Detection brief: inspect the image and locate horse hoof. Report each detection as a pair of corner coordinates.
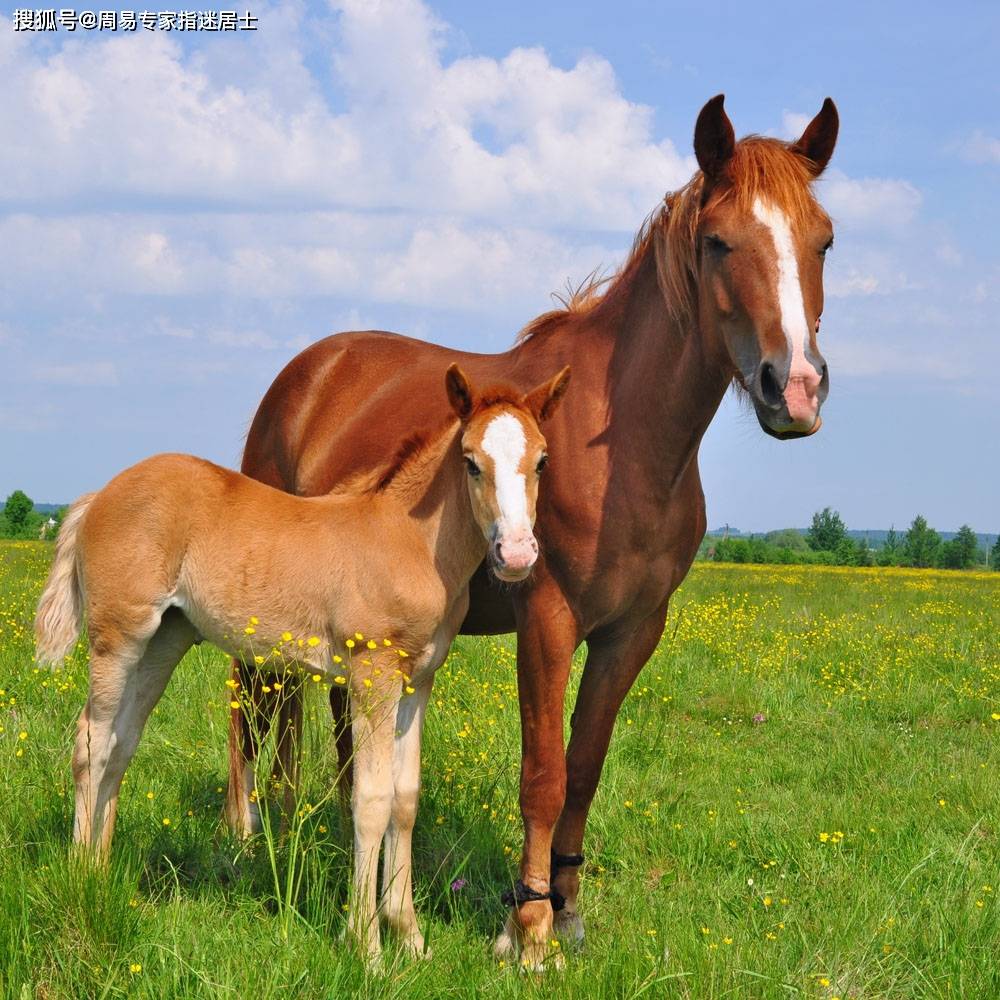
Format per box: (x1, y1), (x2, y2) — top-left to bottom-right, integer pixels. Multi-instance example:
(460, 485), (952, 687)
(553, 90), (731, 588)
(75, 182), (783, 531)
(493, 926), (517, 959)
(553, 909), (585, 949)
(518, 948), (565, 973)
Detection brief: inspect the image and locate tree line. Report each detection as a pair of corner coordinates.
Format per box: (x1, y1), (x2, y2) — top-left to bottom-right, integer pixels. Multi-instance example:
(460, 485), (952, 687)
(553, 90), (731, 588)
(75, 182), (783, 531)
(4, 490), (998, 571)
(705, 508), (998, 570)
(1, 491), (65, 540)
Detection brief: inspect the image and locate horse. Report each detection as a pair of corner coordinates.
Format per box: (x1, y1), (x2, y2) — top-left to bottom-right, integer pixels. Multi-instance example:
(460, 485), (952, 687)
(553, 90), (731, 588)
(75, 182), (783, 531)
(224, 93), (840, 968)
(35, 364), (571, 963)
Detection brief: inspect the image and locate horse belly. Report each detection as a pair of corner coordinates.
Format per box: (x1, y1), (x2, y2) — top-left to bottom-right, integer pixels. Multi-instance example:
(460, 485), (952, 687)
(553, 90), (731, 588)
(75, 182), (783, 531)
(460, 564), (516, 635)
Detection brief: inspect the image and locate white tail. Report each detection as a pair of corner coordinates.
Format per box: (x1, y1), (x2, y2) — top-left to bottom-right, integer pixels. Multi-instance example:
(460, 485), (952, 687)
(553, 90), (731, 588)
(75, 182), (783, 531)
(34, 493), (94, 667)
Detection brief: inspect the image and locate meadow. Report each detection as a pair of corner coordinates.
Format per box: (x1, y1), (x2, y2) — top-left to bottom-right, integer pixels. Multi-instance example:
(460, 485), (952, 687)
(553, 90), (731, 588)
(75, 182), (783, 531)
(1, 540), (997, 999)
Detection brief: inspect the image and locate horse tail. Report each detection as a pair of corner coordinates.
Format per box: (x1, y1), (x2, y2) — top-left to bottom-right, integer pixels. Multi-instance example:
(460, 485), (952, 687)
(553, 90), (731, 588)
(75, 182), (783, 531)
(34, 492), (95, 667)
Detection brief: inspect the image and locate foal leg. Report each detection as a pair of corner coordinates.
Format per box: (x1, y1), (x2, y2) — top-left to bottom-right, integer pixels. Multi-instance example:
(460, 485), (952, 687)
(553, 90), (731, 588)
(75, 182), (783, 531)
(379, 677), (433, 956)
(74, 610), (196, 857)
(348, 676), (399, 965)
(550, 604), (668, 945)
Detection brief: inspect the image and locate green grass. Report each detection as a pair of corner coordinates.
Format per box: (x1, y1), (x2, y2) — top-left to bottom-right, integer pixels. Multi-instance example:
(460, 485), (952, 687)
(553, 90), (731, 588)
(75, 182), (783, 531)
(1, 541), (998, 998)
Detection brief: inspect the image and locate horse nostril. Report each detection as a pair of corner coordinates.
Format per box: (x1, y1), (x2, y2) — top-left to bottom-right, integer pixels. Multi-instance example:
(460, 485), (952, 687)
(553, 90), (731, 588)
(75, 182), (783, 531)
(758, 361), (784, 409)
(819, 363), (829, 392)
(492, 540), (504, 564)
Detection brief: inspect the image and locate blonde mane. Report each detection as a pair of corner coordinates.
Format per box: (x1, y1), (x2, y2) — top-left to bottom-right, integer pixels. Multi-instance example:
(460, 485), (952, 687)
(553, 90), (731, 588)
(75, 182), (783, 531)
(517, 136), (826, 342)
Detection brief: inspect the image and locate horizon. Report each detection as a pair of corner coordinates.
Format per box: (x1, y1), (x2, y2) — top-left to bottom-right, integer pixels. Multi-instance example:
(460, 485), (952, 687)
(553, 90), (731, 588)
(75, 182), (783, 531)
(0, 1), (997, 530)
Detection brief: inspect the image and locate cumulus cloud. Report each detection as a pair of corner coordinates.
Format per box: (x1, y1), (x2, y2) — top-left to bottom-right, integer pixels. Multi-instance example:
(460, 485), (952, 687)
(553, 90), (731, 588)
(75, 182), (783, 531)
(0, 0), (691, 232)
(962, 131), (1000, 164)
(0, 0), (929, 351)
(819, 170), (922, 230)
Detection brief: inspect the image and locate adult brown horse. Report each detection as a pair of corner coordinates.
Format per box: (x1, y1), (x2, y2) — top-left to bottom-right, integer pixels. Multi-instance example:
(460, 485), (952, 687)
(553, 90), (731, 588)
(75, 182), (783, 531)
(226, 94), (839, 967)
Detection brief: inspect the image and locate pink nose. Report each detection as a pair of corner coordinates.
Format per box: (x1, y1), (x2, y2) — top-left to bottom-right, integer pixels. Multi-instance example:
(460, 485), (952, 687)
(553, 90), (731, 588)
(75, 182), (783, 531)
(493, 533), (539, 574)
(783, 361), (822, 426)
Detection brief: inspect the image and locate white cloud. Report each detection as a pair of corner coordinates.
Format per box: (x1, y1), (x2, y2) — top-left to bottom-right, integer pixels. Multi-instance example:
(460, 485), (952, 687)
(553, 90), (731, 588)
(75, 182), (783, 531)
(962, 131), (1000, 164)
(0, 0), (929, 345)
(781, 110), (811, 140)
(819, 170), (922, 230)
(0, 0), (692, 232)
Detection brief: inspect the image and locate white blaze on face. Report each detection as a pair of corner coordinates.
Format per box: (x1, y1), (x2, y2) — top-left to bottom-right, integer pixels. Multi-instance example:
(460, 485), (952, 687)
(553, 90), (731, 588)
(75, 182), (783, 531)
(752, 197), (811, 373)
(480, 412), (529, 534)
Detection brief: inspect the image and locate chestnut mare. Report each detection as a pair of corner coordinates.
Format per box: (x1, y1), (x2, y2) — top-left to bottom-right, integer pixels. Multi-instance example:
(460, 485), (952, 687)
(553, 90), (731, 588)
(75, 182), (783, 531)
(226, 94), (839, 967)
(35, 365), (569, 963)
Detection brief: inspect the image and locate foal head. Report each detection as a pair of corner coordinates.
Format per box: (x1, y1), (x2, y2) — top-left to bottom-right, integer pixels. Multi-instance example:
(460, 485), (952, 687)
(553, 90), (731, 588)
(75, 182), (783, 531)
(689, 94), (839, 439)
(445, 364), (571, 582)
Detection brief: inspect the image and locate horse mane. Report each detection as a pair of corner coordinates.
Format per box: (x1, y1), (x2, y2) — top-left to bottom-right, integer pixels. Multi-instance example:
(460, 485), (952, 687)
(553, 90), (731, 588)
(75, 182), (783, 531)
(516, 135), (825, 342)
(331, 385), (528, 498)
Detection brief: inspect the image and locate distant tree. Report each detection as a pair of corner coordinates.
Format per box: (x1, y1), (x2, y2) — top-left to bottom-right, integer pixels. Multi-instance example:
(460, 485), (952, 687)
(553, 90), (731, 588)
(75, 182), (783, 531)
(904, 514), (941, 568)
(938, 526), (977, 570)
(953, 525), (979, 568)
(834, 536), (857, 566)
(3, 490), (33, 534)
(807, 507), (847, 552)
(766, 528), (809, 551)
(884, 526), (899, 555)
(876, 526), (898, 567)
(853, 537), (874, 567)
(992, 536), (1000, 571)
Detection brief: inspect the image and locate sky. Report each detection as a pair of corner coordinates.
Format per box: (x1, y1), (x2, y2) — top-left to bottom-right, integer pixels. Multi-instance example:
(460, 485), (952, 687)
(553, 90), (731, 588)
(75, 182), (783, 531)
(0, 0), (997, 533)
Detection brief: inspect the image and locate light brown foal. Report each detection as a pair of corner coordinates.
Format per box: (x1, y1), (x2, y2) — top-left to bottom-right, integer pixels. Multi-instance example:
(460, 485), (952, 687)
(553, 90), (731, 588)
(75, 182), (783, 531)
(35, 364), (569, 964)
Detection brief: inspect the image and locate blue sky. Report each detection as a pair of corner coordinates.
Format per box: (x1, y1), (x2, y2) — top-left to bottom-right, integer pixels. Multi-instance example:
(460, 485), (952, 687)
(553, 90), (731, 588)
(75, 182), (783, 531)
(0, 0), (997, 533)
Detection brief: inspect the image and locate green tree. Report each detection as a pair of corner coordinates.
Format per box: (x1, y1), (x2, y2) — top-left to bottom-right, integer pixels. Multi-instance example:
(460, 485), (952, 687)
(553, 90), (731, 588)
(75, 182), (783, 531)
(992, 536), (1000, 571)
(876, 526), (899, 567)
(953, 525), (979, 568)
(765, 528), (809, 551)
(806, 507), (847, 552)
(3, 490), (33, 534)
(904, 514), (941, 568)
(939, 526), (977, 569)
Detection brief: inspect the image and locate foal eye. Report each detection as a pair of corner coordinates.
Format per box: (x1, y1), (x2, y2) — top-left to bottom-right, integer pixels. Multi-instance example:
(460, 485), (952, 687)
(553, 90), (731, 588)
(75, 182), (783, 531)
(704, 234), (731, 255)
(820, 238), (834, 257)
(464, 457), (481, 477)
(536, 455), (549, 474)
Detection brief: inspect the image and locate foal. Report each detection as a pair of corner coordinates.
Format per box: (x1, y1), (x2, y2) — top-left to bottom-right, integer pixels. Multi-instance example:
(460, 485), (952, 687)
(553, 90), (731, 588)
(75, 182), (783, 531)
(35, 363), (570, 962)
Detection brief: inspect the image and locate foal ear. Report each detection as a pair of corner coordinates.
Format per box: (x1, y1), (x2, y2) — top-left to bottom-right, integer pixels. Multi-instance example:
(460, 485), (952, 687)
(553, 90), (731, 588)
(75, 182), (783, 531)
(694, 94), (736, 182)
(790, 98), (839, 177)
(445, 364), (475, 421)
(524, 366), (571, 423)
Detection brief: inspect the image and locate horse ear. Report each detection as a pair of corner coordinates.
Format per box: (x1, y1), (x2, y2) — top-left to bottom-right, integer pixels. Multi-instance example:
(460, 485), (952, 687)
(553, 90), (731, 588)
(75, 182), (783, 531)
(694, 94), (735, 182)
(525, 366), (571, 423)
(445, 364), (475, 421)
(790, 98), (839, 177)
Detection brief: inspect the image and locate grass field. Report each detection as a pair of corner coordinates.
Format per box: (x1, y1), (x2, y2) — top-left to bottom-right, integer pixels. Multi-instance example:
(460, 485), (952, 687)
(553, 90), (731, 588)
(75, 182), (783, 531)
(1, 539), (998, 998)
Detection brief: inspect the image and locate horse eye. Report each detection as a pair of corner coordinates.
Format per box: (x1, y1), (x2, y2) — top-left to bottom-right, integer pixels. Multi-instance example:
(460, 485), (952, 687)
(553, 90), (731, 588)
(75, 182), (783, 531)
(820, 238), (834, 256)
(704, 234), (731, 255)
(464, 457), (481, 477)
(536, 455), (549, 474)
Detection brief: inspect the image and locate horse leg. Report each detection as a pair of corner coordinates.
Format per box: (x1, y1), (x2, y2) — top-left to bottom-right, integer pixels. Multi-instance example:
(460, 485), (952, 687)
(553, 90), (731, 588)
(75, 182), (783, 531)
(330, 685), (353, 807)
(224, 659), (303, 837)
(348, 676), (399, 966)
(379, 677), (433, 957)
(74, 609), (195, 858)
(495, 586), (578, 971)
(551, 603), (669, 945)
